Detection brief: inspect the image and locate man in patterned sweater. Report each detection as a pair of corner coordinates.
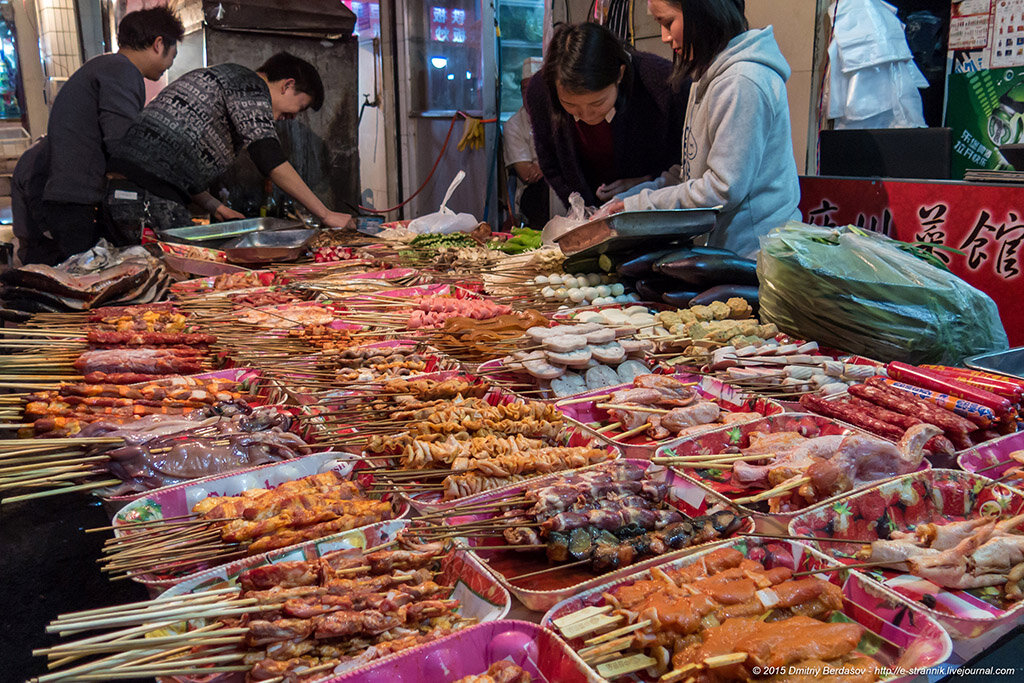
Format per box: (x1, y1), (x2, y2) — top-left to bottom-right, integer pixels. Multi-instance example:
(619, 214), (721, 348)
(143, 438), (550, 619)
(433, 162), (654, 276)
(12, 7), (183, 264)
(106, 52), (353, 238)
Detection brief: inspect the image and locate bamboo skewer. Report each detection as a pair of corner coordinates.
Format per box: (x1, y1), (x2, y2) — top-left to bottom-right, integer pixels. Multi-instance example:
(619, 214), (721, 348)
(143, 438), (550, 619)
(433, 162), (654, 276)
(3, 479), (121, 504)
(505, 557), (590, 581)
(744, 532), (876, 545)
(791, 561), (895, 577)
(731, 476), (811, 505)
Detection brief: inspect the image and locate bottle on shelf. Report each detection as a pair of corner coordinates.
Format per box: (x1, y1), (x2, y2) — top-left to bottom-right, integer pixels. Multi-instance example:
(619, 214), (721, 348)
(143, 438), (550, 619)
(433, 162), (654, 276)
(259, 179), (278, 218)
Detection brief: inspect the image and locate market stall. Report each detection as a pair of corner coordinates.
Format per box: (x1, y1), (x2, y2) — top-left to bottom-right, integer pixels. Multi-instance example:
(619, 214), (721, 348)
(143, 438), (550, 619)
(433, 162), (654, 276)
(0, 214), (1021, 683)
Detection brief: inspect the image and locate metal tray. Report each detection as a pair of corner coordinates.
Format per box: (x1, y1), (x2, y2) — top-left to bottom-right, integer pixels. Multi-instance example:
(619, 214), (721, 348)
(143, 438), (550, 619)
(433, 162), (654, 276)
(554, 208), (717, 257)
(158, 217), (303, 247)
(222, 228), (317, 264)
(965, 346), (1024, 380)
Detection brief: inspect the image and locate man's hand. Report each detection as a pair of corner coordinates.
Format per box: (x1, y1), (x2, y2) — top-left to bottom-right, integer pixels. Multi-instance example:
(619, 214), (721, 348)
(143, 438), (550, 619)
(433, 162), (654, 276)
(595, 176), (652, 202)
(214, 205), (246, 221)
(591, 200), (625, 220)
(513, 161), (544, 184)
(321, 211), (356, 229)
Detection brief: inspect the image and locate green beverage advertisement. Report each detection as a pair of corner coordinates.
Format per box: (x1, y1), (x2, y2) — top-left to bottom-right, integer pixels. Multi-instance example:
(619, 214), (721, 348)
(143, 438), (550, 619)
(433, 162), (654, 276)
(947, 66), (1024, 177)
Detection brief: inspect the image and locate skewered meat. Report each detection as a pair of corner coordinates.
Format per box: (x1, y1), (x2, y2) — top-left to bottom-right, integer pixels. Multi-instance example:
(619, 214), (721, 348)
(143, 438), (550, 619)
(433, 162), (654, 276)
(450, 446), (611, 477)
(242, 561), (322, 591)
(659, 403), (721, 431)
(540, 507), (684, 533)
(672, 616), (863, 671)
(452, 662), (531, 683)
(540, 512), (744, 572)
(443, 473), (532, 500)
(85, 330), (217, 346)
(74, 348), (204, 375)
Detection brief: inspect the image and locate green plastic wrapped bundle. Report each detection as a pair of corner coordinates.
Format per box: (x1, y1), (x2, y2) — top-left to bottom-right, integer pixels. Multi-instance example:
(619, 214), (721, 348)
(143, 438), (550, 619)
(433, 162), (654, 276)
(757, 222), (1008, 364)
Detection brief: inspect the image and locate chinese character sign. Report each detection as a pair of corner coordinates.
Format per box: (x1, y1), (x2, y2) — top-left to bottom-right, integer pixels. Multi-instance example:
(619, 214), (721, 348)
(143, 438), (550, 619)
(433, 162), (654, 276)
(799, 176), (1022, 344)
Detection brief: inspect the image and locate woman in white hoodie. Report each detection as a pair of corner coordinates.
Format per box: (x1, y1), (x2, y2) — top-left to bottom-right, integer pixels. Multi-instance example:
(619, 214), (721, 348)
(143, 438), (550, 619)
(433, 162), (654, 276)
(601, 0), (800, 257)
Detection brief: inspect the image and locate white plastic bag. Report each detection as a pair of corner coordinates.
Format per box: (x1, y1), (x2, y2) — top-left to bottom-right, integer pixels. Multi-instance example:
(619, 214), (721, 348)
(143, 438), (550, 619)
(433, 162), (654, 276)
(826, 0), (927, 129)
(541, 192), (592, 245)
(407, 170), (479, 234)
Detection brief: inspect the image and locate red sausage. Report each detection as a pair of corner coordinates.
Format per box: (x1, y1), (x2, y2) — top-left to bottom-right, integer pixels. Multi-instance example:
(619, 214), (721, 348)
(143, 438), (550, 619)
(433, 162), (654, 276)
(862, 377), (976, 435)
(920, 365), (1024, 401)
(844, 395), (922, 429)
(887, 362), (1012, 416)
(798, 394), (904, 440)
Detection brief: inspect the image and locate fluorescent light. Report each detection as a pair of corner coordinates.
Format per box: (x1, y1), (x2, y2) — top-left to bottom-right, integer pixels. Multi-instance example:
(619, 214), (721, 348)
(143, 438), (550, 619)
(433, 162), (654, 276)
(430, 56), (448, 69)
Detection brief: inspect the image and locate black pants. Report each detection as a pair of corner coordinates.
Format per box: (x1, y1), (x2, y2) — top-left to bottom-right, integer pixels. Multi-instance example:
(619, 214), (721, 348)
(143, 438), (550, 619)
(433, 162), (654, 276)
(519, 180), (550, 228)
(103, 178), (193, 244)
(43, 202), (103, 263)
(12, 197), (100, 266)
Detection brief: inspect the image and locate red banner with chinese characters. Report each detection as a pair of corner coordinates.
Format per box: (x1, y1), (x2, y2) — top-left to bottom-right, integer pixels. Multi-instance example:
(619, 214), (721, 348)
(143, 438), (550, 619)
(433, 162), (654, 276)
(798, 176), (1023, 346)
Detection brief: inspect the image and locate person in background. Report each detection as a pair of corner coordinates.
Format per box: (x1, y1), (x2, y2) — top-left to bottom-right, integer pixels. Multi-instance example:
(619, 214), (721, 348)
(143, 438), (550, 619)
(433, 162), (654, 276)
(600, 0), (800, 257)
(503, 71), (549, 228)
(11, 7), (184, 265)
(526, 22), (689, 208)
(105, 52), (354, 239)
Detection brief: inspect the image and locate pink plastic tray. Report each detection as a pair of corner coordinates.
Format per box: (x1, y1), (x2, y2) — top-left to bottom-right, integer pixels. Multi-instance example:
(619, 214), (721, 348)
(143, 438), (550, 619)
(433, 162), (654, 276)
(327, 620), (601, 683)
(111, 453), (407, 590)
(159, 521), (510, 682)
(556, 372), (784, 459)
(657, 412), (931, 529)
(957, 430), (1024, 482)
(439, 458), (754, 612)
(789, 469), (1024, 639)
(542, 536), (952, 683)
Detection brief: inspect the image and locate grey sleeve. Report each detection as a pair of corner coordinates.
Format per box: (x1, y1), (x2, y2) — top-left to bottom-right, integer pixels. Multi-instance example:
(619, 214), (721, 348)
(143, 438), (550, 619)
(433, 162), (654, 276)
(97, 66), (145, 153)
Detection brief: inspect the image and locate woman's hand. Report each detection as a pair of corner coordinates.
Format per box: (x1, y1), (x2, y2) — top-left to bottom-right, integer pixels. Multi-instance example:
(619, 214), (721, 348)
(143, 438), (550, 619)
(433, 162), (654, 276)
(513, 161), (544, 184)
(591, 200), (625, 220)
(214, 205), (246, 221)
(321, 211), (356, 229)
(596, 176), (652, 202)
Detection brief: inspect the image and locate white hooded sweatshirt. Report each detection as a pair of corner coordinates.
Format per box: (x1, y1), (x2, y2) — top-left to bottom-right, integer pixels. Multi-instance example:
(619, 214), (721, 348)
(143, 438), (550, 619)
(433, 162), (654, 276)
(621, 27), (800, 257)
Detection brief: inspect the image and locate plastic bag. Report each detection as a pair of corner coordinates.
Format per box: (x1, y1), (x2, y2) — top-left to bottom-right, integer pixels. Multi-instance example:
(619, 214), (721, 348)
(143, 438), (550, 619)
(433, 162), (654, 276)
(541, 192), (592, 246)
(406, 211), (478, 235)
(407, 170), (478, 234)
(757, 223), (1009, 364)
(826, 0), (927, 129)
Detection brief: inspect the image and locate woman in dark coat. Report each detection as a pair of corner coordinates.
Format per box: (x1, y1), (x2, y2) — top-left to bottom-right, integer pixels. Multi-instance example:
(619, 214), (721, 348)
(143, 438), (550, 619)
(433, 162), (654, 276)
(526, 22), (690, 207)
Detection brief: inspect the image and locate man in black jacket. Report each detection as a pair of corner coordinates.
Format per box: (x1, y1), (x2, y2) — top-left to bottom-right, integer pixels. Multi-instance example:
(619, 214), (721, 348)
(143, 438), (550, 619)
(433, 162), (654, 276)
(12, 7), (184, 265)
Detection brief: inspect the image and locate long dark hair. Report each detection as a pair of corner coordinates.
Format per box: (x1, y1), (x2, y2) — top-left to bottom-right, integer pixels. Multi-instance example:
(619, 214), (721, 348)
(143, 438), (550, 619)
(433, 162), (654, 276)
(669, 0), (747, 82)
(542, 22), (633, 125)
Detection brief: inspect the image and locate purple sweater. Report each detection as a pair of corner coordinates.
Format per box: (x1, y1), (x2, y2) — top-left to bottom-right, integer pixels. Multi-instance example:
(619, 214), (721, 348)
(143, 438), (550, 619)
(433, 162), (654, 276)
(526, 51), (689, 207)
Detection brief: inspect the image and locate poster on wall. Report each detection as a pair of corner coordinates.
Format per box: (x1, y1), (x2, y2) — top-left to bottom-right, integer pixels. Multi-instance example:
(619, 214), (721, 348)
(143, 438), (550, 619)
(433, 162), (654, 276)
(950, 0), (993, 50)
(946, 66), (1024, 175)
(990, 0), (1024, 66)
